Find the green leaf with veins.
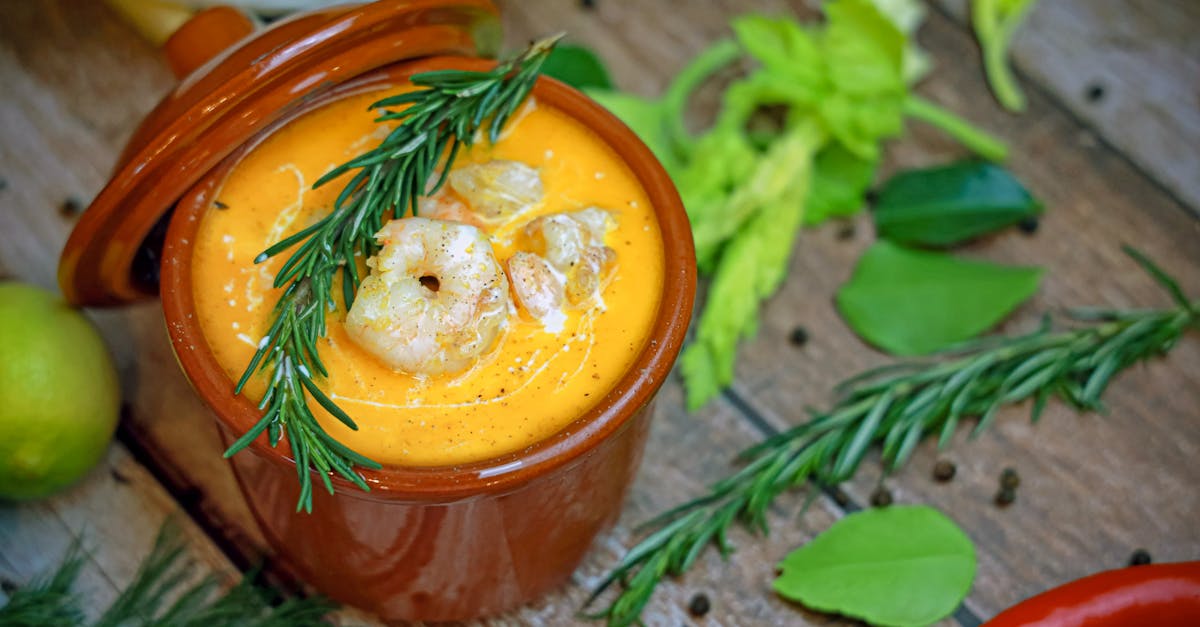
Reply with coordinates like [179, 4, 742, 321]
[805, 144, 877, 226]
[837, 241, 1043, 355]
[542, 43, 614, 90]
[874, 161, 1042, 247]
[774, 506, 976, 627]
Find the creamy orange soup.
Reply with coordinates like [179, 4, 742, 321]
[192, 89, 664, 466]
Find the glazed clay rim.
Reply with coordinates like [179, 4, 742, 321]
[162, 57, 696, 503]
[59, 0, 499, 306]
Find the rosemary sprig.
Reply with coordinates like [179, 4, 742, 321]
[0, 524, 335, 626]
[228, 36, 562, 512]
[585, 247, 1198, 626]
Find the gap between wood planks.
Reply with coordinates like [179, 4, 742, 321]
[106, 4, 1195, 625]
[722, 387, 986, 627]
[114, 405, 308, 598]
[926, 1, 1199, 220]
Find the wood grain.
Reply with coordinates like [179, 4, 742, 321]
[718, 5, 1200, 621]
[1, 0, 1197, 625]
[0, 444, 240, 622]
[935, 0, 1200, 214]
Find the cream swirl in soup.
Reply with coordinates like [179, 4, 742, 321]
[191, 89, 664, 466]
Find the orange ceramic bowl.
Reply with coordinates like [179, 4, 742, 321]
[159, 57, 694, 620]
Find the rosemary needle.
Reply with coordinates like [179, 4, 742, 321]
[0, 524, 335, 625]
[585, 247, 1198, 626]
[229, 36, 561, 513]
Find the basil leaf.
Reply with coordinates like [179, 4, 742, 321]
[836, 241, 1043, 355]
[542, 44, 614, 91]
[774, 506, 976, 627]
[805, 144, 878, 226]
[874, 161, 1042, 247]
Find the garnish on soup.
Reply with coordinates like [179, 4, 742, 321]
[191, 36, 666, 513]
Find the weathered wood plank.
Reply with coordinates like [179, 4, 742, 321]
[935, 0, 1200, 213]
[0, 2, 869, 624]
[0, 444, 240, 622]
[720, 5, 1200, 621]
[0, 0, 269, 560]
[4, 0, 1196, 624]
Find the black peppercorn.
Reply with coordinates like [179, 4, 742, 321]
[933, 459, 956, 483]
[870, 486, 893, 507]
[688, 592, 711, 617]
[788, 326, 809, 347]
[1000, 467, 1020, 489]
[60, 196, 84, 217]
[994, 486, 1016, 507]
[1129, 549, 1152, 566]
[1018, 217, 1039, 234]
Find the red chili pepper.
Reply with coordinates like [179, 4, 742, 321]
[985, 561, 1200, 627]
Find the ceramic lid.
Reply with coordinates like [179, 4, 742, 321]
[59, 0, 501, 306]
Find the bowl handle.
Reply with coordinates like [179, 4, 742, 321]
[106, 0, 257, 79]
[163, 6, 256, 79]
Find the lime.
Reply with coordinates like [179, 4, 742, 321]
[0, 282, 121, 500]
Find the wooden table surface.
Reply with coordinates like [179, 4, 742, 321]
[2, 1, 1198, 625]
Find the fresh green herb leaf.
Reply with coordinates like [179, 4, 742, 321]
[836, 241, 1043, 355]
[824, 0, 906, 96]
[658, 39, 742, 156]
[586, 39, 740, 176]
[805, 144, 877, 226]
[586, 90, 680, 173]
[867, 0, 931, 82]
[903, 95, 1009, 161]
[542, 43, 614, 91]
[973, 0, 1038, 112]
[0, 544, 85, 626]
[229, 37, 561, 512]
[590, 250, 1197, 627]
[874, 161, 1042, 246]
[732, 15, 825, 97]
[691, 122, 825, 268]
[0, 525, 335, 626]
[818, 91, 905, 160]
[774, 506, 976, 627]
[586, 3, 1009, 408]
[681, 121, 824, 410]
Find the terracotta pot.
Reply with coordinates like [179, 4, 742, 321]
[62, 1, 694, 621]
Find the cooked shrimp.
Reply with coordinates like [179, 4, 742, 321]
[345, 217, 510, 376]
[509, 208, 617, 321]
[507, 252, 563, 320]
[564, 245, 617, 307]
[448, 160, 543, 223]
[418, 191, 481, 228]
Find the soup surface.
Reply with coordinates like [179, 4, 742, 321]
[192, 88, 664, 466]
